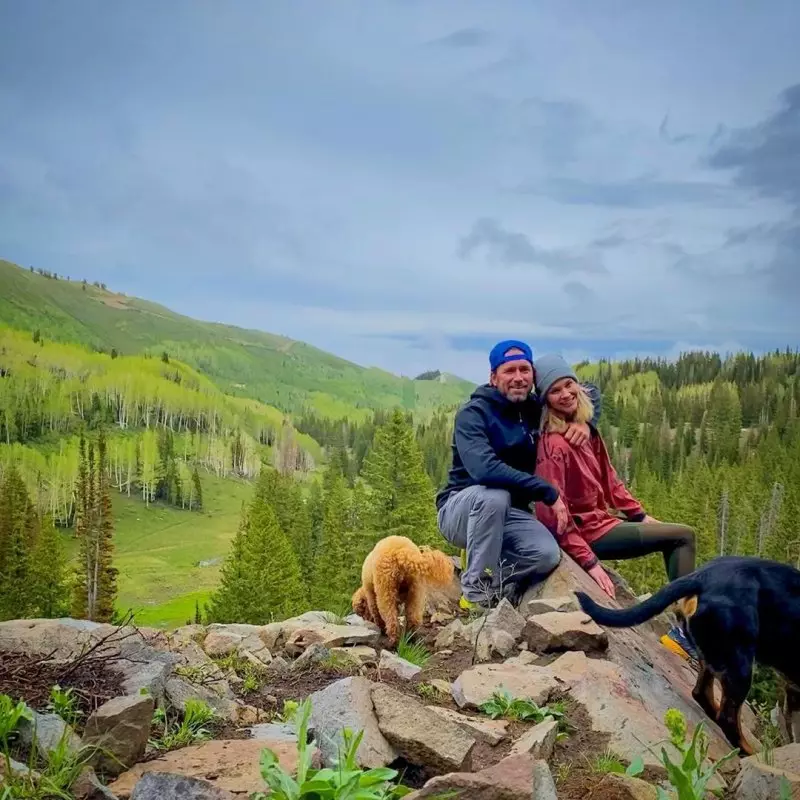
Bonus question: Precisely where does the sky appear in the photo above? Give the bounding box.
[1,1,799,383]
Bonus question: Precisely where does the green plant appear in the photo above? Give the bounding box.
[253,697,413,799]
[0,695,33,749]
[396,631,431,668]
[637,708,738,800]
[274,700,300,725]
[589,747,644,777]
[478,688,566,725]
[780,776,792,799]
[416,682,447,702]
[148,699,217,752]
[46,685,82,728]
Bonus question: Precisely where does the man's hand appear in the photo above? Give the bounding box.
[588,563,616,598]
[551,496,570,534]
[564,422,591,447]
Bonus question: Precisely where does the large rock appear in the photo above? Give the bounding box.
[330,645,377,665]
[731,745,800,799]
[435,600,525,662]
[284,622,381,655]
[731,759,800,799]
[426,706,509,746]
[18,709,82,760]
[522,610,608,654]
[451,661,561,709]
[518,554,757,766]
[108,739,305,798]
[405,752,539,799]
[520,595,579,615]
[201,630,243,658]
[371,684,475,773]
[308,676,398,768]
[129,773,237,799]
[164,676,238,721]
[588,773,659,800]
[82,694,155,776]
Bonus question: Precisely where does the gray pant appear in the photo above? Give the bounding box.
[437,485,561,603]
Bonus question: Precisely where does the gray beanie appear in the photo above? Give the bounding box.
[534,354,577,398]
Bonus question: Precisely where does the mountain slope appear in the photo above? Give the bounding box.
[0,260,475,418]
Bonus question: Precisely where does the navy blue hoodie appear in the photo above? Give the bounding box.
[435,382,602,512]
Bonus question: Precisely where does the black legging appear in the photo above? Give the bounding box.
[590,522,696,582]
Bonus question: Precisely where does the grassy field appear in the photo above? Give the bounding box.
[108,473,253,629]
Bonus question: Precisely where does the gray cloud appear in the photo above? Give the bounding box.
[658,113,694,145]
[563,280,594,303]
[431,27,492,48]
[523,175,736,209]
[707,84,800,205]
[457,217,606,273]
[707,84,800,293]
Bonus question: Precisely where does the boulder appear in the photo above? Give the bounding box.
[451,661,561,710]
[508,718,559,760]
[248,721,301,743]
[18,709,82,760]
[518,554,757,765]
[284,622,380,655]
[406,751,539,799]
[308,676,398,768]
[426,706,508,746]
[201,630,243,658]
[129,773,236,799]
[82,694,155,776]
[164,677,238,721]
[371,684,475,773]
[588,773,659,800]
[378,649,422,680]
[522,610,608,654]
[291,642,331,670]
[434,619,470,652]
[731,758,800,799]
[108,739,305,798]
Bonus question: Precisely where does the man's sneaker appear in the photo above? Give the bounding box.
[660,625,700,663]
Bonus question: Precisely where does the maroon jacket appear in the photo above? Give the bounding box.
[534,430,645,569]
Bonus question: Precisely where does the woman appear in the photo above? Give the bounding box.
[532,354,697,659]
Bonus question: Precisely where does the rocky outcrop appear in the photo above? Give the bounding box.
[522,610,608,654]
[731,745,800,799]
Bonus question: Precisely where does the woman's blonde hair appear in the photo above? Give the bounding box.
[541,384,594,434]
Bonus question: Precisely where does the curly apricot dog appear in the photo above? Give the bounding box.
[351,535,454,646]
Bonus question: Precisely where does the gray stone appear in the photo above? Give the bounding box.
[521,595,579,615]
[201,630,243,658]
[508,718,559,761]
[330,646,377,665]
[164,677,237,721]
[371,684,475,773]
[82,694,155,776]
[451,661,560,710]
[292,642,331,670]
[129,773,236,800]
[378,649,422,680]
[522,610,608,654]
[731,758,800,799]
[18,709,82,760]
[249,721,300,743]
[308,676,398,768]
[426,706,508,746]
[72,766,120,799]
[532,760,559,800]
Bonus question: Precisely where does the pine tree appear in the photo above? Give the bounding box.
[0,466,37,620]
[311,465,351,610]
[361,409,440,547]
[207,477,307,624]
[191,465,203,511]
[30,514,69,617]
[72,430,117,622]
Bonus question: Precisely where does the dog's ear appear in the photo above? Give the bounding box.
[676,595,699,619]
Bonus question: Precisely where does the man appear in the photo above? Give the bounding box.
[436,340,602,609]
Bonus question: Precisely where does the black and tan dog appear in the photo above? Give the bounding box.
[575,555,800,754]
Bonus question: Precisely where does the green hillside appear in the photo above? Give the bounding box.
[0,260,475,419]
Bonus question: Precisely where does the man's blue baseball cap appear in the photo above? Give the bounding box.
[489,339,533,372]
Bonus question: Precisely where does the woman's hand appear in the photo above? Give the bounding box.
[564,422,591,447]
[643,514,660,524]
[587,563,616,598]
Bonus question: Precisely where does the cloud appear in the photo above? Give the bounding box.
[0,1,798,384]
[456,217,605,273]
[431,27,492,49]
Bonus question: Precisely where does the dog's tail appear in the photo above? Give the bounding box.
[575,573,702,628]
